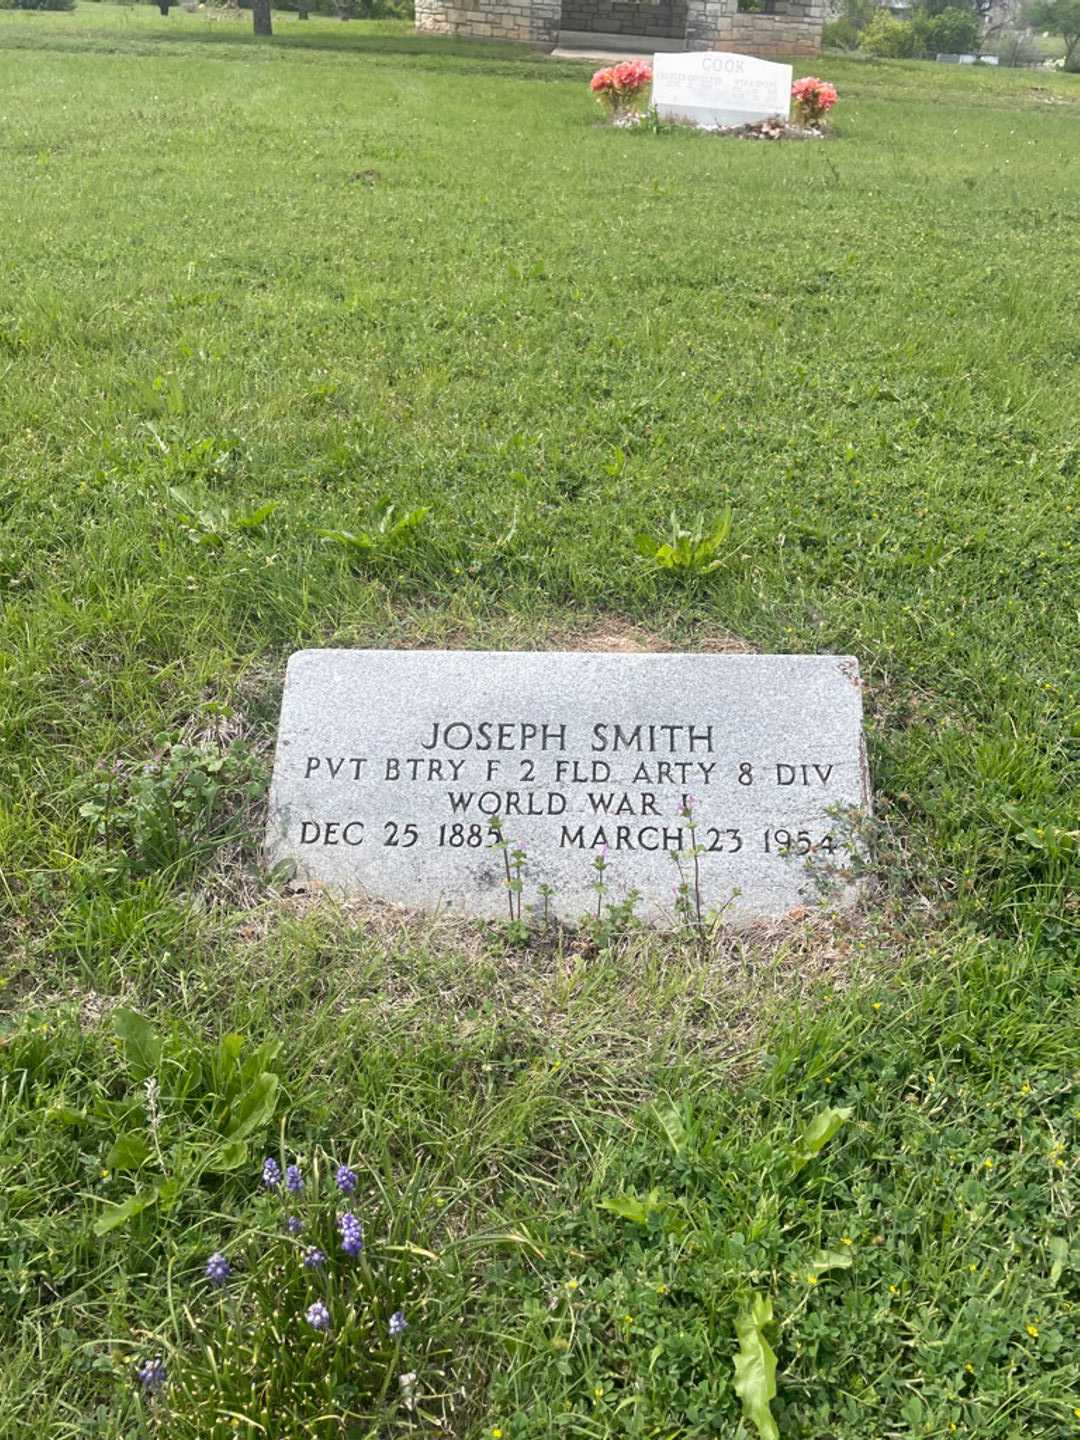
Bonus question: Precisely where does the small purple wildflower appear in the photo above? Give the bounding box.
[306,1300,331,1332]
[338,1211,364,1257]
[262,1156,281,1189]
[205,1252,230,1287]
[285,1215,303,1235]
[389,1310,407,1339]
[335,1163,357,1195]
[285,1163,303,1193]
[303,1247,326,1269]
[136,1356,166,1394]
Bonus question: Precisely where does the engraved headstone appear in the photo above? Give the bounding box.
[651,51,792,129]
[265,650,869,923]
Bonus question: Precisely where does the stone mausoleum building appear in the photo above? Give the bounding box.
[415,0,825,58]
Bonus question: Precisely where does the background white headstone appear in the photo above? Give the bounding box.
[266,650,869,924]
[651,51,792,128]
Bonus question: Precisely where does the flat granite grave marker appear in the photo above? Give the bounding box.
[265,650,869,923]
[651,51,792,129]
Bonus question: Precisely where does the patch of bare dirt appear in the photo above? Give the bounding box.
[544,614,753,654]
[314,607,754,658]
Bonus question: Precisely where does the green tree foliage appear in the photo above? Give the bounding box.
[823,0,877,44]
[916,4,982,50]
[823,15,862,46]
[917,0,974,17]
[1026,0,1080,66]
[859,9,919,54]
[859,2,982,55]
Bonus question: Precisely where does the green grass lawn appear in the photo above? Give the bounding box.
[1,8,1078,1437]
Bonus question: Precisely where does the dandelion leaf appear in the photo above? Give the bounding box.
[808,1248,853,1277]
[653,1099,687,1156]
[112,1008,161,1083]
[733,1292,779,1440]
[598,1188,663,1225]
[105,1133,152,1172]
[225,1072,279,1141]
[791,1105,852,1175]
[93,1187,160,1236]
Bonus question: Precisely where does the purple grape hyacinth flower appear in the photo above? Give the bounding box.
[335,1163,357,1195]
[306,1300,331,1332]
[303,1247,326,1269]
[285,1215,303,1235]
[285,1163,303,1193]
[389,1310,407,1339]
[338,1211,364,1257]
[137,1356,166,1394]
[205,1252,230,1287]
[262,1156,281,1189]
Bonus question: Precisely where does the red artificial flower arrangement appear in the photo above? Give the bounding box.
[591,58,653,117]
[791,76,838,128]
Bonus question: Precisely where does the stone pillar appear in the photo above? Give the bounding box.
[684,0,736,48]
[415,0,559,43]
[530,0,560,43]
[684,0,824,53]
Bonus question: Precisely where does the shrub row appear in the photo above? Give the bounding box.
[846,6,982,55]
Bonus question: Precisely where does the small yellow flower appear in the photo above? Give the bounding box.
[656,1282,669,1295]
[492,1429,504,1438]
[969,1263,977,1272]
[100,1169,110,1179]
[949,1424,957,1434]
[888,1284,899,1295]
[622,1313,634,1325]
[1073,1407,1080,1420]
[983,1158,993,1170]
[928,1073,936,1086]
[806,1274,819,1286]
[593,1385,604,1400]
[1026,1323,1039,1339]
[565,1278,579,1291]
[840,1236,853,1246]
[872,1002,882,1011]
[1020,1082,1031,1096]
[964,1363,974,1374]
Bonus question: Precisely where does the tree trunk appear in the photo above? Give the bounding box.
[252,0,273,34]
[157,0,171,13]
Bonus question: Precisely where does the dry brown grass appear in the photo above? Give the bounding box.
[296,604,755,659]
[218,881,909,1085]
